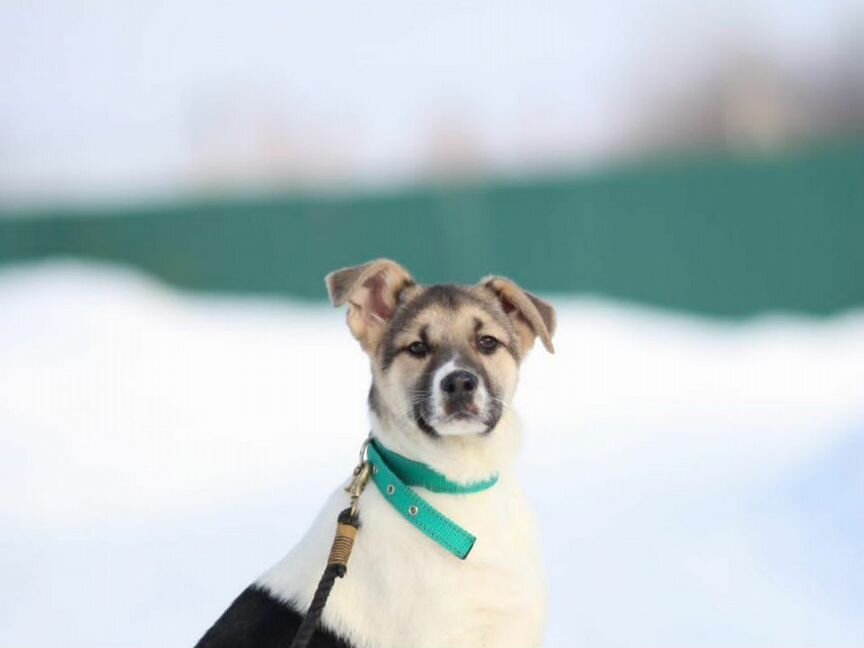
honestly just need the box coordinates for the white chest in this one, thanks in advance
[258,475,546,648]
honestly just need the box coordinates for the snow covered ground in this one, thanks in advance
[1,260,862,648]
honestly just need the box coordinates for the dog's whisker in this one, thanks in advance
[489,397,514,411]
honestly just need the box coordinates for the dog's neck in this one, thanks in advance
[368,408,522,486]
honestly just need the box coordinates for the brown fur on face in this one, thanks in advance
[326,259,556,437]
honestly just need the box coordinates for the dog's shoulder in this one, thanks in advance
[194,585,354,648]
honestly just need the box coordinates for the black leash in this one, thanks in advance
[288,507,360,648]
[288,450,371,648]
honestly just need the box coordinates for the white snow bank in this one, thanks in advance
[1,260,862,648]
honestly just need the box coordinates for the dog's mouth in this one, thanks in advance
[448,411,478,420]
[413,403,501,437]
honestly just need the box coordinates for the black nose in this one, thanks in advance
[440,370,478,397]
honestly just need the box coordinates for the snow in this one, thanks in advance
[1,260,862,647]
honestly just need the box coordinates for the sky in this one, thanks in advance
[1,260,862,647]
[1,0,862,204]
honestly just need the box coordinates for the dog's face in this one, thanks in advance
[327,259,555,438]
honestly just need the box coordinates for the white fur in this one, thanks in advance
[256,408,547,648]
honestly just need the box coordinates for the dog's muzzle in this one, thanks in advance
[413,360,501,436]
[440,370,480,416]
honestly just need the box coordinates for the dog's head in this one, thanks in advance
[327,259,555,439]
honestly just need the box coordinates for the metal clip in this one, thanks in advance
[346,461,371,498]
[346,462,371,517]
[356,435,372,470]
[345,434,373,517]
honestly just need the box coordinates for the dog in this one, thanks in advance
[195,258,555,648]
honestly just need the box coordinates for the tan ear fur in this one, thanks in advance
[481,276,556,353]
[325,259,415,351]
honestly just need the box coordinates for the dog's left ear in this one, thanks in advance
[326,259,416,352]
[480,276,556,354]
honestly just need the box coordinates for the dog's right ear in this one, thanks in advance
[325,259,416,352]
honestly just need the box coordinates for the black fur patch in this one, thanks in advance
[473,358,503,433]
[195,586,354,648]
[410,345,448,437]
[368,384,380,416]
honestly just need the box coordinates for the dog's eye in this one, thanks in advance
[407,341,430,358]
[477,335,499,354]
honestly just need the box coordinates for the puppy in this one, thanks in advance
[195,259,555,648]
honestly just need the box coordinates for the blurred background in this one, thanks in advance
[1,1,863,647]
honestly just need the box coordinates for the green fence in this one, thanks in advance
[1,141,863,317]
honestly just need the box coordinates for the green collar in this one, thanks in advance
[366,439,498,560]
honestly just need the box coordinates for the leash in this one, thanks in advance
[288,435,498,647]
[288,439,371,648]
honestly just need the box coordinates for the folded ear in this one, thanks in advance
[480,276,556,354]
[325,259,416,352]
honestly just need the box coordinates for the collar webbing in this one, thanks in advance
[366,440,497,560]
[371,440,499,494]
